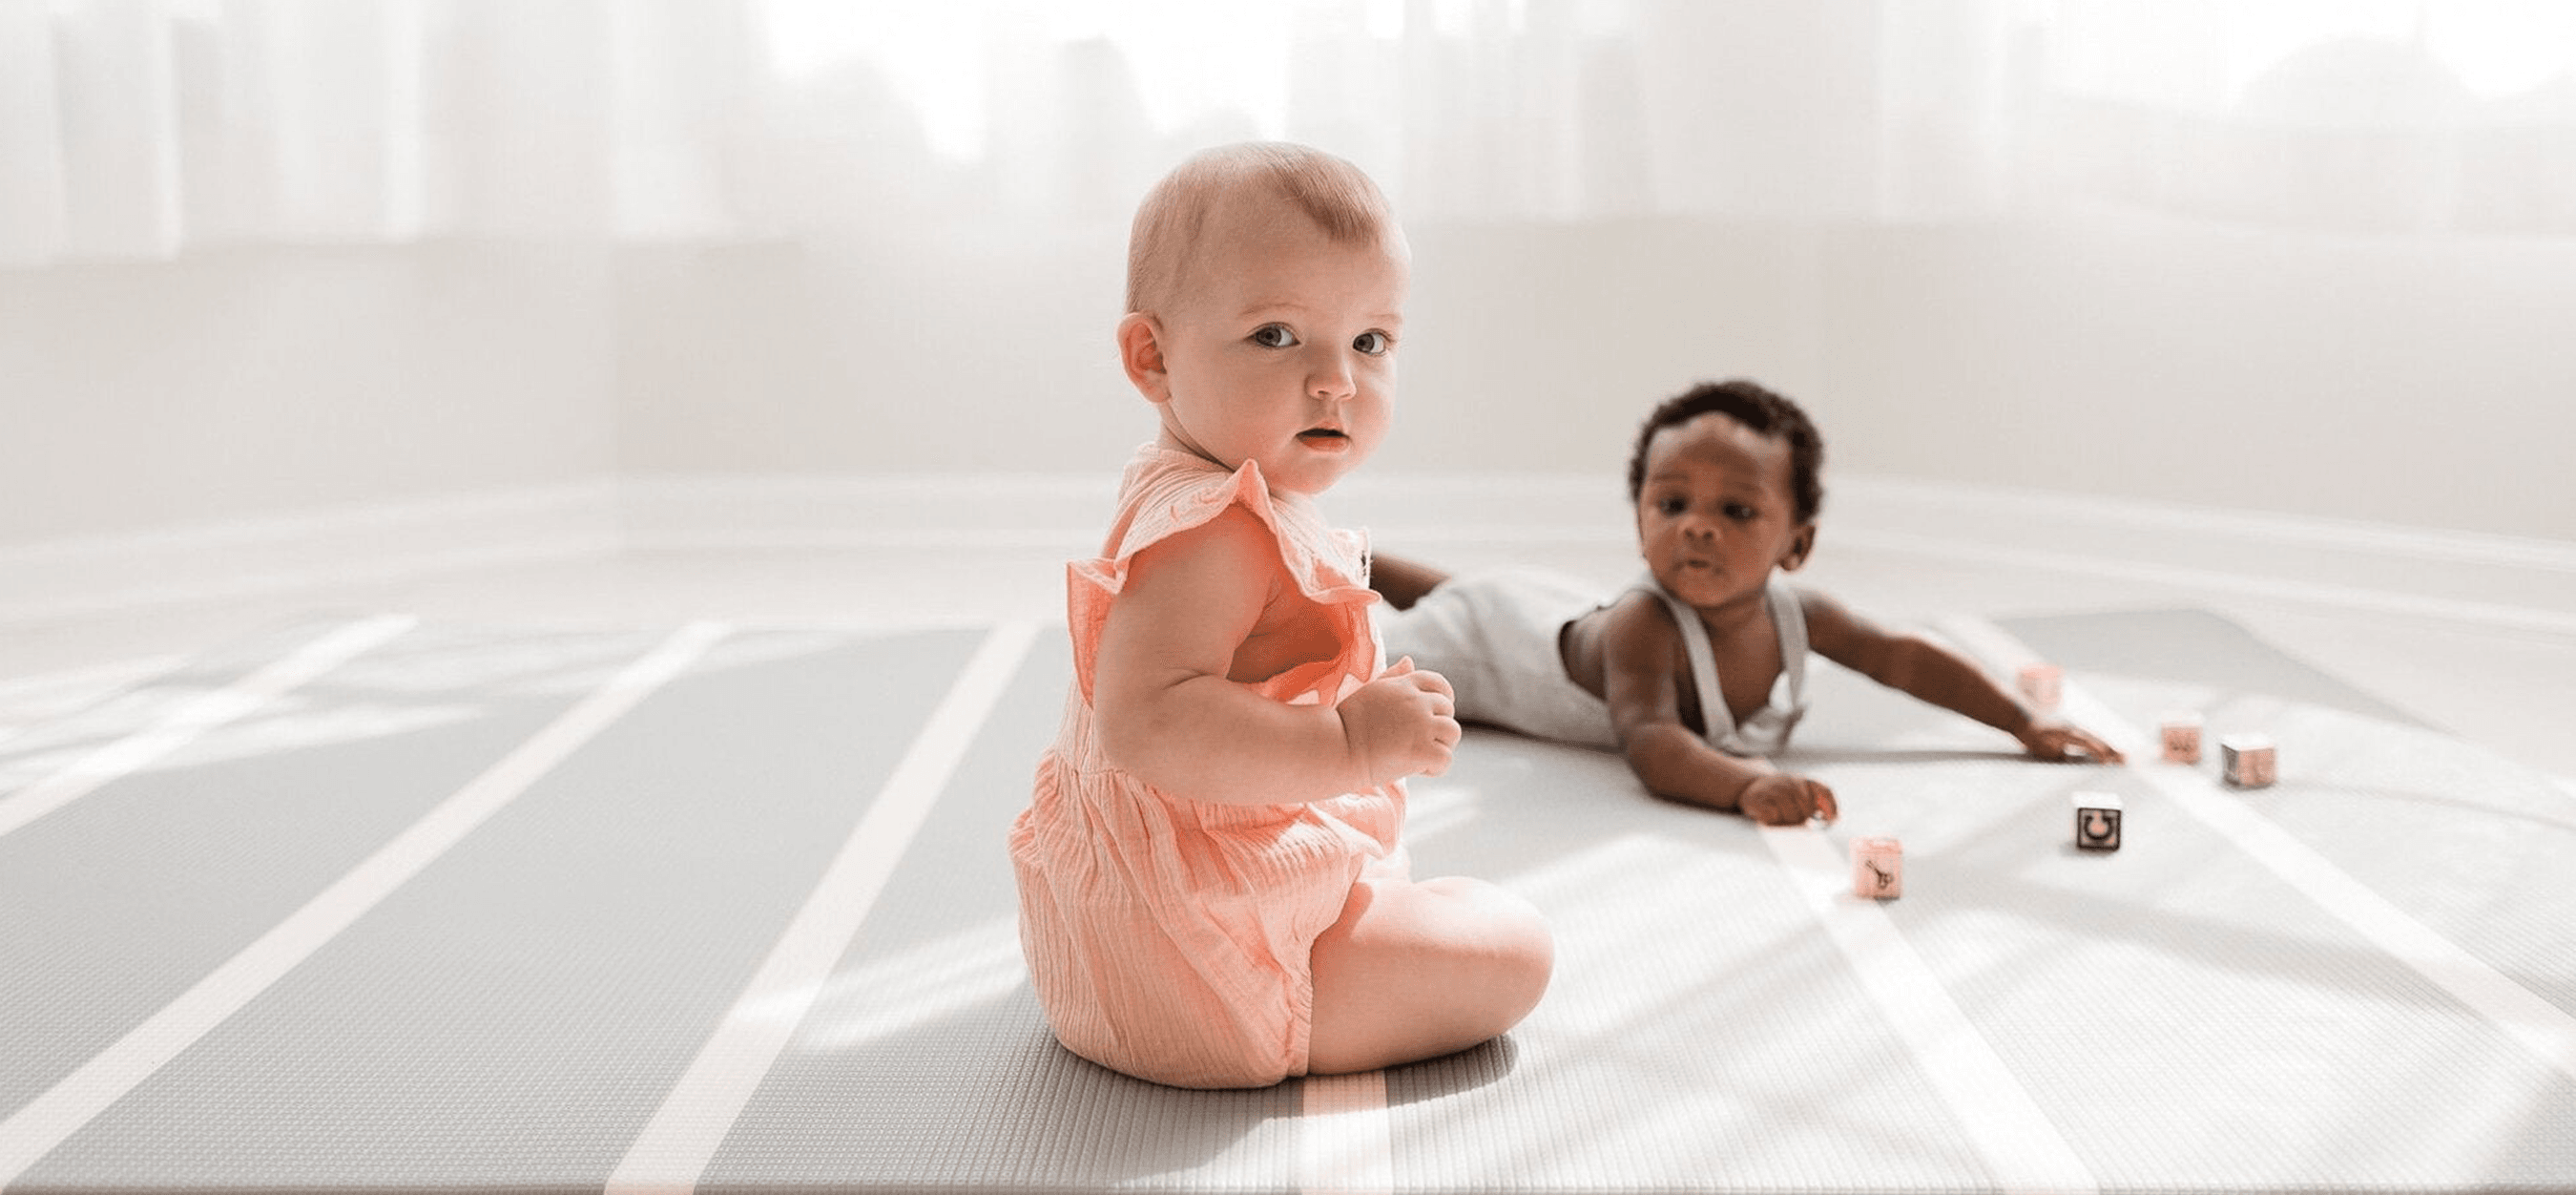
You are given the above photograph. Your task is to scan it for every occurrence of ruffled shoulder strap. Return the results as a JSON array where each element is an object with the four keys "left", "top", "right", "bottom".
[{"left": 1065, "top": 445, "right": 1379, "bottom": 703}]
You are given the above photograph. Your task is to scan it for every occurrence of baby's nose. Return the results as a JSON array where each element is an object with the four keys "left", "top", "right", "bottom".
[{"left": 1308, "top": 356, "right": 1356, "bottom": 400}]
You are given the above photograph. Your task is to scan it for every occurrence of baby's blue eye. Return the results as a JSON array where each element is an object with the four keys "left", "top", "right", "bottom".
[
  {"left": 1353, "top": 330, "right": 1391, "bottom": 355},
  {"left": 1251, "top": 324, "right": 1298, "bottom": 348}
]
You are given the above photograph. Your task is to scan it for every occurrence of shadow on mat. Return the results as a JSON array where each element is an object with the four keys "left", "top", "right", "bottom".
[
  {"left": 1999, "top": 607, "right": 2427, "bottom": 726},
  {"left": 1029, "top": 1021, "right": 1524, "bottom": 1109},
  {"left": 1784, "top": 746, "right": 2029, "bottom": 766},
  {"left": 726, "top": 988, "right": 1517, "bottom": 1188}
]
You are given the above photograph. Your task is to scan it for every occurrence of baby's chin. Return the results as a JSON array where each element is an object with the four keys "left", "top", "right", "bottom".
[
  {"left": 1266, "top": 466, "right": 1361, "bottom": 496},
  {"left": 1650, "top": 560, "right": 1755, "bottom": 606},
  {"left": 1268, "top": 446, "right": 1377, "bottom": 493}
]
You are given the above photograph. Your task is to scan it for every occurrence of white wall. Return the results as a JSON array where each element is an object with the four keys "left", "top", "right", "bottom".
[
  {"left": 5, "top": 207, "right": 2572, "bottom": 552},
  {"left": 1814, "top": 207, "right": 2576, "bottom": 539},
  {"left": 611, "top": 228, "right": 1137, "bottom": 476},
  {"left": 610, "top": 206, "right": 2576, "bottom": 542},
  {"left": 0, "top": 243, "right": 618, "bottom": 544}
]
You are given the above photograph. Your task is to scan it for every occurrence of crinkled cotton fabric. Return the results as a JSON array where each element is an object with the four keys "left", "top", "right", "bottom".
[{"left": 1009, "top": 444, "right": 1407, "bottom": 1089}]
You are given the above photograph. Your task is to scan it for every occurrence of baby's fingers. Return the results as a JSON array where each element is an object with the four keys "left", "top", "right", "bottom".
[
  {"left": 1807, "top": 780, "right": 1839, "bottom": 825},
  {"left": 1418, "top": 714, "right": 1460, "bottom": 776},
  {"left": 1743, "top": 775, "right": 1824, "bottom": 826},
  {"left": 2046, "top": 728, "right": 2125, "bottom": 765},
  {"left": 2073, "top": 739, "right": 2124, "bottom": 765},
  {"left": 1378, "top": 656, "right": 1455, "bottom": 703}
]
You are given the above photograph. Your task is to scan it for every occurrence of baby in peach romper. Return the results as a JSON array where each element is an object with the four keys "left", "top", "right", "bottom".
[{"left": 1009, "top": 143, "right": 1553, "bottom": 1089}]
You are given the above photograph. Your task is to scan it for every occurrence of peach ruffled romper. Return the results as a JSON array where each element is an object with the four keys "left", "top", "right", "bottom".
[{"left": 1009, "top": 445, "right": 1408, "bottom": 1089}]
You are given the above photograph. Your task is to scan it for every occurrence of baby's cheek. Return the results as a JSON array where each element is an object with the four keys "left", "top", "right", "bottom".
[{"left": 1349, "top": 405, "right": 1396, "bottom": 451}]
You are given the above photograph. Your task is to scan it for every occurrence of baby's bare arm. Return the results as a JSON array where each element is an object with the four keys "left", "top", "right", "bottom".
[
  {"left": 1366, "top": 551, "right": 1449, "bottom": 611},
  {"left": 1092, "top": 509, "right": 1458, "bottom": 805},
  {"left": 1805, "top": 590, "right": 2028, "bottom": 733},
  {"left": 1597, "top": 598, "right": 1838, "bottom": 824},
  {"left": 1621, "top": 723, "right": 1837, "bottom": 824},
  {"left": 1802, "top": 589, "right": 2124, "bottom": 763}
]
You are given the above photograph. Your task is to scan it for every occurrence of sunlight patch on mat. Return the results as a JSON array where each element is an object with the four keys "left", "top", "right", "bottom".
[
  {"left": 1507, "top": 831, "right": 1805, "bottom": 1041},
  {"left": 763, "top": 915, "right": 1029, "bottom": 1054},
  {"left": 1397, "top": 780, "right": 1481, "bottom": 844}
]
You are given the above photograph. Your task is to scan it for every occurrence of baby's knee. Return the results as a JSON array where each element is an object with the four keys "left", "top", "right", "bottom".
[
  {"left": 1305, "top": 875, "right": 1551, "bottom": 1075},
  {"left": 1423, "top": 876, "right": 1554, "bottom": 1013}
]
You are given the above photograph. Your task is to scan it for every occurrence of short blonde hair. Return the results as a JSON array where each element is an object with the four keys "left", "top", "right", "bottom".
[{"left": 1125, "top": 142, "right": 1398, "bottom": 317}]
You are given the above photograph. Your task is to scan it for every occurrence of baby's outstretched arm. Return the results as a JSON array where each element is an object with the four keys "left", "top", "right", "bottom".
[
  {"left": 2015, "top": 720, "right": 2124, "bottom": 764},
  {"left": 1801, "top": 589, "right": 2125, "bottom": 764},
  {"left": 1093, "top": 507, "right": 1460, "bottom": 805}
]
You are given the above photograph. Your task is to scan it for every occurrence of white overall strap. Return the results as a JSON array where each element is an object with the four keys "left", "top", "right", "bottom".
[
  {"left": 1767, "top": 577, "right": 1811, "bottom": 711},
  {"left": 1632, "top": 572, "right": 1738, "bottom": 748}
]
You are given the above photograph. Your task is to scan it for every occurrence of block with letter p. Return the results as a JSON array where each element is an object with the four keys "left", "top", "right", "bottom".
[{"left": 1851, "top": 836, "right": 1903, "bottom": 899}]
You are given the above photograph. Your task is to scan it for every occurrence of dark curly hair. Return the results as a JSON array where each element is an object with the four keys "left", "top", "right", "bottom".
[{"left": 1625, "top": 379, "right": 1825, "bottom": 525}]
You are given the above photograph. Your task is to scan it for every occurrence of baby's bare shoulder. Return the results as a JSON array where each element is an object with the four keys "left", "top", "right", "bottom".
[
  {"left": 1596, "top": 589, "right": 1679, "bottom": 645},
  {"left": 1563, "top": 591, "right": 1681, "bottom": 689},
  {"left": 1120, "top": 504, "right": 1292, "bottom": 609},
  {"left": 1131, "top": 503, "right": 1272, "bottom": 572}
]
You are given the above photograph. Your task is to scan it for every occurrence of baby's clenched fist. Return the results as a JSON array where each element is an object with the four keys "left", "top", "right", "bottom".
[{"left": 1340, "top": 660, "right": 1461, "bottom": 786}]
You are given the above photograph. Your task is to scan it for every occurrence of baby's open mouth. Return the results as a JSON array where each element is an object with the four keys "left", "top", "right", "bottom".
[{"left": 1298, "top": 429, "right": 1348, "bottom": 443}]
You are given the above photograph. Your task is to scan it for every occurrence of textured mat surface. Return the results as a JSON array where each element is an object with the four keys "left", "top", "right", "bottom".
[{"left": 2, "top": 608, "right": 2570, "bottom": 1193}]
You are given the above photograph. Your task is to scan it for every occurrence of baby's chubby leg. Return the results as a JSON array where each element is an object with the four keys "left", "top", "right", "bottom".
[{"left": 1305, "top": 874, "right": 1552, "bottom": 1075}]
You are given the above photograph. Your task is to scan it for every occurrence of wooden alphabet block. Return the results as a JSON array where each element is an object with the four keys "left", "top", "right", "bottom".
[
  {"left": 1851, "top": 836, "right": 1903, "bottom": 899},
  {"left": 2221, "top": 733, "right": 2276, "bottom": 788},
  {"left": 2160, "top": 712, "right": 2204, "bottom": 765},
  {"left": 2072, "top": 791, "right": 2123, "bottom": 850},
  {"left": 2017, "top": 662, "right": 2063, "bottom": 711}
]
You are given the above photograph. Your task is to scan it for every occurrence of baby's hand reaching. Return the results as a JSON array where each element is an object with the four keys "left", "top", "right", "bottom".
[
  {"left": 1340, "top": 660, "right": 1462, "bottom": 786},
  {"left": 2019, "top": 720, "right": 2125, "bottom": 765},
  {"left": 1739, "top": 771, "right": 1838, "bottom": 827}
]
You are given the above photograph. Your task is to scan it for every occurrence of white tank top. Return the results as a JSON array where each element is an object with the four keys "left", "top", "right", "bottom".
[{"left": 1629, "top": 573, "right": 1810, "bottom": 757}]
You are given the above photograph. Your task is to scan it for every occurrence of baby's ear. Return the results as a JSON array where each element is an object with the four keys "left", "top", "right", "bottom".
[
  {"left": 1117, "top": 312, "right": 1171, "bottom": 403},
  {"left": 1780, "top": 523, "right": 1818, "bottom": 572}
]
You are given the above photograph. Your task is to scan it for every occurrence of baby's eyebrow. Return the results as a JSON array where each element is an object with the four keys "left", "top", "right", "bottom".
[
  {"left": 1647, "top": 471, "right": 1770, "bottom": 498},
  {"left": 1231, "top": 300, "right": 1403, "bottom": 327}
]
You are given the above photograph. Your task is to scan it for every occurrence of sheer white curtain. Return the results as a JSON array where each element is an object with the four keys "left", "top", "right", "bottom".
[
  {"left": 2044, "top": 0, "right": 2576, "bottom": 234},
  {"left": 4, "top": 0, "right": 2572, "bottom": 266}
]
